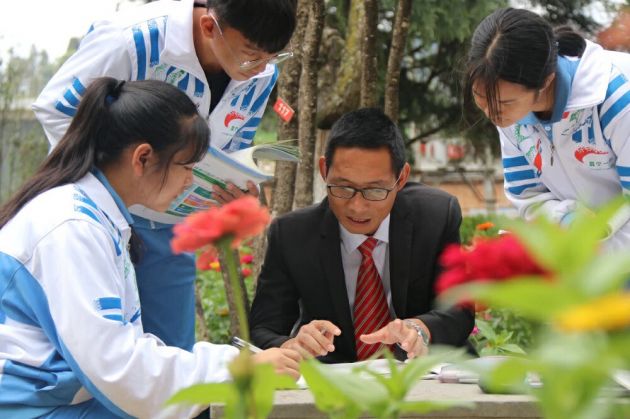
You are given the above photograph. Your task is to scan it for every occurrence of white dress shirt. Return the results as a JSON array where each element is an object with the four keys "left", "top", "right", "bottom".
[{"left": 339, "top": 215, "right": 396, "bottom": 320}]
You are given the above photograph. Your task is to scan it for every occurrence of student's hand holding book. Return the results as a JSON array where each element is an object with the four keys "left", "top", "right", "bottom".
[{"left": 211, "top": 180, "right": 259, "bottom": 205}]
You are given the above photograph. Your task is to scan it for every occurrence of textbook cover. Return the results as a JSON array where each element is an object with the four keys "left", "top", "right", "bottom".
[{"left": 129, "top": 141, "right": 299, "bottom": 224}]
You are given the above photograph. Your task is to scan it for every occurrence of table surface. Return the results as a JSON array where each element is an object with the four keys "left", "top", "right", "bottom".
[{"left": 210, "top": 379, "right": 546, "bottom": 418}]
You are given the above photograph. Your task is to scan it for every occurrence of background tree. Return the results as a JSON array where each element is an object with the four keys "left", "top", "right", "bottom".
[
  {"left": 294, "top": 0, "right": 326, "bottom": 209},
  {"left": 360, "top": 0, "right": 379, "bottom": 108}
]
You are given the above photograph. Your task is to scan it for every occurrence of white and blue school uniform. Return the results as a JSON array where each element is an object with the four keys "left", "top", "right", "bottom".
[
  {"left": 32, "top": 0, "right": 279, "bottom": 350},
  {"left": 0, "top": 171, "right": 238, "bottom": 418},
  {"left": 499, "top": 40, "right": 630, "bottom": 251}
]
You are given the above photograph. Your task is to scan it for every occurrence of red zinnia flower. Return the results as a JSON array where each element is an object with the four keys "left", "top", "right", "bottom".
[
  {"left": 436, "top": 234, "right": 549, "bottom": 294},
  {"left": 241, "top": 268, "right": 252, "bottom": 277},
  {"left": 172, "top": 197, "right": 269, "bottom": 252}
]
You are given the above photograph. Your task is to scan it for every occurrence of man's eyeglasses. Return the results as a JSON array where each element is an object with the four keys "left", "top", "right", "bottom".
[
  {"left": 209, "top": 13, "right": 294, "bottom": 71},
  {"left": 326, "top": 174, "right": 401, "bottom": 202}
]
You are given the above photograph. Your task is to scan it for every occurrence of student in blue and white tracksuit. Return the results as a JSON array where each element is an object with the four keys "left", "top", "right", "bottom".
[
  {"left": 465, "top": 8, "right": 630, "bottom": 251},
  {"left": 33, "top": 0, "right": 297, "bottom": 351},
  {"left": 0, "top": 78, "right": 300, "bottom": 418}
]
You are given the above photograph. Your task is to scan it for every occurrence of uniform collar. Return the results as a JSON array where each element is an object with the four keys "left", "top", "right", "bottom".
[
  {"left": 517, "top": 55, "right": 580, "bottom": 126},
  {"left": 88, "top": 168, "right": 134, "bottom": 226}
]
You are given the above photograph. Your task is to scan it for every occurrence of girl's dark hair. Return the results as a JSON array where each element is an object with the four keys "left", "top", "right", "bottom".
[
  {"left": 0, "top": 78, "right": 209, "bottom": 229},
  {"left": 463, "top": 7, "right": 586, "bottom": 121}
]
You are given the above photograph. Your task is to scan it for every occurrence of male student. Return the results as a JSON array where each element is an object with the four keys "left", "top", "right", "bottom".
[
  {"left": 250, "top": 108, "right": 474, "bottom": 363},
  {"left": 33, "top": 0, "right": 297, "bottom": 350}
]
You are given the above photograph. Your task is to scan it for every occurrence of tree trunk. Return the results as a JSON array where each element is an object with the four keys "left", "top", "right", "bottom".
[
  {"left": 194, "top": 281, "right": 210, "bottom": 341},
  {"left": 293, "top": 0, "right": 325, "bottom": 209},
  {"left": 271, "top": 0, "right": 310, "bottom": 217},
  {"left": 360, "top": 0, "right": 379, "bottom": 108},
  {"left": 218, "top": 248, "right": 250, "bottom": 338},
  {"left": 317, "top": 0, "right": 365, "bottom": 128},
  {"left": 384, "top": 0, "right": 412, "bottom": 122}
]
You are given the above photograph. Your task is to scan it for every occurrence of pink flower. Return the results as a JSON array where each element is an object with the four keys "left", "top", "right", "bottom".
[
  {"left": 240, "top": 254, "right": 254, "bottom": 265},
  {"left": 471, "top": 325, "right": 480, "bottom": 336},
  {"left": 171, "top": 196, "right": 270, "bottom": 255},
  {"left": 241, "top": 267, "right": 252, "bottom": 277}
]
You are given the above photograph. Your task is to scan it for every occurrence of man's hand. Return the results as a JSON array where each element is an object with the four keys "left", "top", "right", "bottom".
[
  {"left": 212, "top": 180, "right": 259, "bottom": 205},
  {"left": 280, "top": 320, "right": 341, "bottom": 358},
  {"left": 359, "top": 318, "right": 430, "bottom": 359},
  {"left": 252, "top": 347, "right": 302, "bottom": 380}
]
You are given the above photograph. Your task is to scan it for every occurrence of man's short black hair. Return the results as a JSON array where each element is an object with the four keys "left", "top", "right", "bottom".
[
  {"left": 325, "top": 108, "right": 406, "bottom": 177},
  {"left": 207, "top": 0, "right": 297, "bottom": 53}
]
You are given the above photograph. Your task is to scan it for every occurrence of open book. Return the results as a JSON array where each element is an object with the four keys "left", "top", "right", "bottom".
[{"left": 129, "top": 141, "right": 299, "bottom": 224}]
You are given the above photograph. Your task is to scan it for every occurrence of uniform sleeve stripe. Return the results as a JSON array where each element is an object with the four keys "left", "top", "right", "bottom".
[
  {"left": 129, "top": 309, "right": 141, "bottom": 323},
  {"left": 250, "top": 66, "right": 279, "bottom": 114},
  {"left": 606, "top": 74, "right": 626, "bottom": 98},
  {"left": 502, "top": 155, "right": 529, "bottom": 168},
  {"left": 63, "top": 90, "right": 80, "bottom": 107},
  {"left": 241, "top": 117, "right": 262, "bottom": 130},
  {"left": 132, "top": 26, "right": 146, "bottom": 80},
  {"left": 103, "top": 314, "right": 124, "bottom": 323},
  {"left": 72, "top": 77, "right": 86, "bottom": 96},
  {"left": 507, "top": 182, "right": 540, "bottom": 196},
  {"left": 177, "top": 73, "right": 190, "bottom": 91},
  {"left": 601, "top": 90, "right": 630, "bottom": 132},
  {"left": 240, "top": 84, "right": 257, "bottom": 110},
  {"left": 194, "top": 77, "right": 205, "bottom": 97},
  {"left": 55, "top": 101, "right": 76, "bottom": 117},
  {"left": 237, "top": 130, "right": 256, "bottom": 140},
  {"left": 616, "top": 165, "right": 630, "bottom": 177},
  {"left": 504, "top": 169, "right": 537, "bottom": 182},
  {"left": 96, "top": 297, "right": 122, "bottom": 311},
  {"left": 148, "top": 19, "right": 160, "bottom": 66}
]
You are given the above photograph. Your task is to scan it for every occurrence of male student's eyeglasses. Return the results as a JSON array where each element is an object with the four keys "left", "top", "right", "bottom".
[
  {"left": 209, "top": 14, "right": 294, "bottom": 71},
  {"left": 326, "top": 174, "right": 402, "bottom": 201}
]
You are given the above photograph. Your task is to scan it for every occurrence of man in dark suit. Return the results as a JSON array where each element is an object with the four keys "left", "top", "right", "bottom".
[{"left": 250, "top": 108, "right": 474, "bottom": 363}]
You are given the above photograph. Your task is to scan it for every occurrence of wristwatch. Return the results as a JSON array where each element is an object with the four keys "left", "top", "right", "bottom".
[{"left": 403, "top": 319, "right": 430, "bottom": 347}]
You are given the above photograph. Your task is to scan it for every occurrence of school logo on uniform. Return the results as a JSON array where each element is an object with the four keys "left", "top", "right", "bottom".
[
  {"left": 533, "top": 138, "right": 543, "bottom": 174},
  {"left": 574, "top": 146, "right": 613, "bottom": 170},
  {"left": 224, "top": 111, "right": 245, "bottom": 127}
]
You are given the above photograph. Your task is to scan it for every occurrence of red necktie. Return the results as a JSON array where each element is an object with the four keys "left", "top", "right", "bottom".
[{"left": 353, "top": 237, "right": 391, "bottom": 360}]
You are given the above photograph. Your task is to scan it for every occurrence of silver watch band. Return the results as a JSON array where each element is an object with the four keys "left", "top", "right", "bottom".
[{"left": 403, "top": 319, "right": 430, "bottom": 346}]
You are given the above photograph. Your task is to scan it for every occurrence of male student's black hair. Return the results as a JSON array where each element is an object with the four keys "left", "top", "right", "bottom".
[
  {"left": 324, "top": 108, "right": 406, "bottom": 177},
  {"left": 207, "top": 0, "right": 297, "bottom": 53}
]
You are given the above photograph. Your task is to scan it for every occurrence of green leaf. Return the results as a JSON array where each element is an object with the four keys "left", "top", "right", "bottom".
[
  {"left": 442, "top": 279, "right": 584, "bottom": 321},
  {"left": 251, "top": 363, "right": 298, "bottom": 418},
  {"left": 166, "top": 383, "right": 236, "bottom": 406},
  {"left": 575, "top": 253, "right": 630, "bottom": 296},
  {"left": 499, "top": 343, "right": 527, "bottom": 355},
  {"left": 300, "top": 360, "right": 365, "bottom": 418},
  {"left": 474, "top": 318, "right": 497, "bottom": 341}
]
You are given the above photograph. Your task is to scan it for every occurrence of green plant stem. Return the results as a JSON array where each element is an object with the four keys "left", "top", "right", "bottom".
[{"left": 219, "top": 238, "right": 250, "bottom": 342}]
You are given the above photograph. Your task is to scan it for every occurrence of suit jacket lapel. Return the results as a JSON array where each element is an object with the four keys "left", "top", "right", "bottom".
[
  {"left": 319, "top": 202, "right": 355, "bottom": 353},
  {"left": 389, "top": 196, "right": 413, "bottom": 319}
]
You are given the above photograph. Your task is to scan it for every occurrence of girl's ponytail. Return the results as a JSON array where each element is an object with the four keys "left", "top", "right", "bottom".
[
  {"left": 554, "top": 25, "right": 586, "bottom": 57},
  {"left": 0, "top": 78, "right": 123, "bottom": 227}
]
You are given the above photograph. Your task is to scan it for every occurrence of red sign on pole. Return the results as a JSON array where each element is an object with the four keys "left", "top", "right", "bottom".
[{"left": 273, "top": 98, "right": 295, "bottom": 123}]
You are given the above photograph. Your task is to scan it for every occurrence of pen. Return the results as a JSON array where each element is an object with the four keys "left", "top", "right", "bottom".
[{"left": 230, "top": 336, "right": 263, "bottom": 353}]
